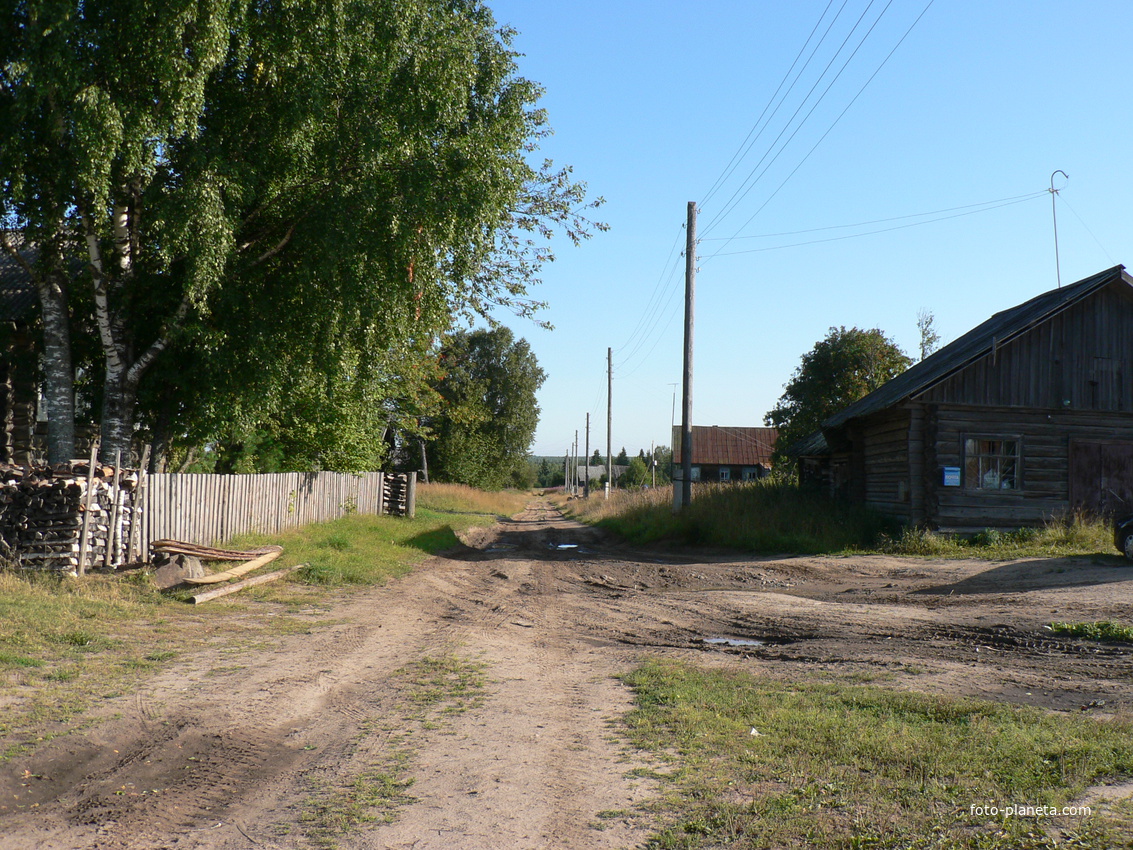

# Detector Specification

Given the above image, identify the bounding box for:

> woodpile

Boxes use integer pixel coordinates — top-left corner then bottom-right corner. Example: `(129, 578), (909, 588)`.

(0, 460), (141, 573)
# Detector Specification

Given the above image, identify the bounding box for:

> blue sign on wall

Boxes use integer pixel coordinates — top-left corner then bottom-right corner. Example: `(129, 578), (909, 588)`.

(942, 466), (961, 487)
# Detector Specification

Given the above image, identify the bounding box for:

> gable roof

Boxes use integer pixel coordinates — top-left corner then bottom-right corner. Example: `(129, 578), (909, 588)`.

(672, 425), (777, 466)
(824, 265), (1131, 429)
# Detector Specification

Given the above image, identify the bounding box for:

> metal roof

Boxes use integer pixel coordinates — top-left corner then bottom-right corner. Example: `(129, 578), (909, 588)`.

(824, 265), (1131, 430)
(672, 425), (777, 466)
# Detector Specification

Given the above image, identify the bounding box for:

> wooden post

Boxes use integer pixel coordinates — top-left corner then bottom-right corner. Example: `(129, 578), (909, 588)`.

(406, 471), (417, 518)
(606, 347), (612, 498)
(77, 440), (99, 576)
(127, 445), (151, 564)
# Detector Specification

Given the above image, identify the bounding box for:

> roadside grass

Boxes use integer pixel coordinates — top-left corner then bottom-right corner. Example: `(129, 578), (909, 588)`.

(300, 653), (487, 848)
(565, 482), (1115, 559)
(1048, 621), (1133, 643)
(621, 659), (1133, 849)
(0, 485), (514, 762)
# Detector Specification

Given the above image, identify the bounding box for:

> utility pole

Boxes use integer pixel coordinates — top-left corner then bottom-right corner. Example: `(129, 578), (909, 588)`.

(650, 440), (656, 488)
(606, 347), (613, 498)
(585, 413), (591, 498)
(680, 201), (696, 509)
(564, 452), (569, 494)
(573, 429), (579, 495)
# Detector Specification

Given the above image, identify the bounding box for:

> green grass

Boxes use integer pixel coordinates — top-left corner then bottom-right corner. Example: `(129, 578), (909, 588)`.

(1049, 621), (1133, 643)
(567, 482), (1114, 558)
(621, 659), (1133, 849)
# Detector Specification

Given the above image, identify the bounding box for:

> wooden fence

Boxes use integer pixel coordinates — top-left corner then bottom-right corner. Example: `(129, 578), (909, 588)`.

(136, 471), (415, 560)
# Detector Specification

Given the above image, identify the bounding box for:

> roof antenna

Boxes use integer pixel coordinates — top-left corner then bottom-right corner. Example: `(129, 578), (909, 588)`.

(1050, 170), (1068, 288)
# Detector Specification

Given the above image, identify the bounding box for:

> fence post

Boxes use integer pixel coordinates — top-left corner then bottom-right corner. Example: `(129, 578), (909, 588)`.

(406, 472), (416, 518)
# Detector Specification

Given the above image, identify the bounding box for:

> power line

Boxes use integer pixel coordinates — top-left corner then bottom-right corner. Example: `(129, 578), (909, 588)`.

(709, 190), (1040, 258)
(704, 0), (937, 258)
(701, 0), (894, 237)
(701, 0), (843, 207)
(700, 190), (1047, 242)
(614, 221), (686, 358)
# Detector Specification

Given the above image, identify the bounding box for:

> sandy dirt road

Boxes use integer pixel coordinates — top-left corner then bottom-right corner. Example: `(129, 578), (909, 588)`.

(2, 499), (1131, 849)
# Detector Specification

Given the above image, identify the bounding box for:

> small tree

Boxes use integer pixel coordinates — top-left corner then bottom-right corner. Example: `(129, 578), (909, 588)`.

(765, 326), (911, 461)
(917, 309), (941, 360)
(616, 447), (629, 465)
(624, 456), (649, 487)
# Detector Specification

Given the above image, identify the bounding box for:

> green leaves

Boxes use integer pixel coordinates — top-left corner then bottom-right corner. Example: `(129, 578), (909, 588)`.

(766, 326), (911, 459)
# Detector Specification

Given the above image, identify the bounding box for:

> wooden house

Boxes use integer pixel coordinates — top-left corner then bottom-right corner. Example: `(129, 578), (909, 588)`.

(672, 425), (777, 483)
(798, 265), (1133, 531)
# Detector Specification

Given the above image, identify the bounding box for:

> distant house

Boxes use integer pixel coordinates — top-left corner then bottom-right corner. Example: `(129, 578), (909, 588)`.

(0, 241), (39, 466)
(796, 265), (1133, 531)
(672, 425), (777, 483)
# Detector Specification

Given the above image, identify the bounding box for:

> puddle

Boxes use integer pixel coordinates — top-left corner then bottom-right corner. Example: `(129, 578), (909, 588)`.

(702, 636), (766, 648)
(551, 543), (578, 550)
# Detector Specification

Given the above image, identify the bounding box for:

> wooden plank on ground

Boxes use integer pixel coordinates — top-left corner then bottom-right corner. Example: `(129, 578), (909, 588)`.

(190, 563), (305, 604)
(183, 549), (283, 585)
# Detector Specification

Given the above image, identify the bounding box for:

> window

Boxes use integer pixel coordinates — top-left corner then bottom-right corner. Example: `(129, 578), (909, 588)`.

(742, 466), (759, 481)
(690, 466), (701, 481)
(964, 437), (1021, 490)
(719, 468), (731, 482)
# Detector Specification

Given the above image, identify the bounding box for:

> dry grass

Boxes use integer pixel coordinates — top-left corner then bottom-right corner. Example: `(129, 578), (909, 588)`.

(416, 483), (529, 518)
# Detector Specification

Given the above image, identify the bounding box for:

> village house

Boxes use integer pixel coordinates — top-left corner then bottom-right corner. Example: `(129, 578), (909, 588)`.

(672, 425), (777, 483)
(796, 265), (1133, 531)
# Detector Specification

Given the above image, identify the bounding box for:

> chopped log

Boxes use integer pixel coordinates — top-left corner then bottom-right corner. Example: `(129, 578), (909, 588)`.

(190, 564), (305, 604)
(153, 554), (206, 590)
(182, 549), (282, 585)
(77, 441), (99, 576)
(150, 540), (283, 561)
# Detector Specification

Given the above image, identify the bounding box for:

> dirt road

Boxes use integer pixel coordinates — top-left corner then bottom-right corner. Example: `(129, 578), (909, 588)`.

(2, 500), (1131, 849)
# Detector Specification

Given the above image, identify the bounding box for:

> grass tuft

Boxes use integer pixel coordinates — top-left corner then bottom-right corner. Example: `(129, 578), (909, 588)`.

(1049, 621), (1133, 643)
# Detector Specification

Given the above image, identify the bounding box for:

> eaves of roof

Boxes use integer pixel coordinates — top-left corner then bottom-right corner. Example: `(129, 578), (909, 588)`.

(823, 265), (1130, 430)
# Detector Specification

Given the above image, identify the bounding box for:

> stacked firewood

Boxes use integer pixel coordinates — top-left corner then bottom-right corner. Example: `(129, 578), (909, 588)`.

(383, 472), (409, 516)
(0, 462), (140, 573)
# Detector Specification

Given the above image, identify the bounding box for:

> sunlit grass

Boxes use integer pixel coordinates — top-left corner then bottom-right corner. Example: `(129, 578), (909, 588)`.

(566, 482), (1115, 559)
(622, 659), (1133, 849)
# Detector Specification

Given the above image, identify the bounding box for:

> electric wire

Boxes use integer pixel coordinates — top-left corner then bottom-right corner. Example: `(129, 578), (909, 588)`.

(1057, 195), (1116, 266)
(615, 247), (685, 371)
(699, 190), (1047, 242)
(701, 0), (842, 207)
(614, 221), (686, 358)
(701, 0), (893, 238)
(709, 190), (1039, 258)
(704, 0), (937, 259)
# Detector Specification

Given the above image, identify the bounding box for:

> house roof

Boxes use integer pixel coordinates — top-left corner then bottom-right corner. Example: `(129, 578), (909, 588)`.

(0, 235), (38, 323)
(824, 265), (1131, 430)
(672, 425), (777, 466)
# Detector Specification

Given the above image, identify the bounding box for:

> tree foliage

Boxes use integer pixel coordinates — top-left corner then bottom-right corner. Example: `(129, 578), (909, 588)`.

(0, 0), (602, 465)
(765, 326), (911, 459)
(426, 327), (545, 490)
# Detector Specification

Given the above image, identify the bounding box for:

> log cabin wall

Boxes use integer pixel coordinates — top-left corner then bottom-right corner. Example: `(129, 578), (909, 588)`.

(845, 277), (1133, 531)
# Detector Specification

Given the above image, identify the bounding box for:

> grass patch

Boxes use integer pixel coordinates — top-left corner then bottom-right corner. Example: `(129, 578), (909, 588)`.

(416, 482), (529, 518)
(301, 653), (488, 847)
(568, 481), (895, 554)
(621, 659), (1133, 849)
(1049, 621), (1133, 643)
(567, 482), (1114, 558)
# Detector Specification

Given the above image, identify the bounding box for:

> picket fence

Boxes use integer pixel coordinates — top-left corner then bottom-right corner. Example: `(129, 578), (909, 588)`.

(136, 471), (415, 559)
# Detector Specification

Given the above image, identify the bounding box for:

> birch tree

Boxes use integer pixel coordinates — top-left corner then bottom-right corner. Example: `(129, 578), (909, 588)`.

(1, 0), (602, 464)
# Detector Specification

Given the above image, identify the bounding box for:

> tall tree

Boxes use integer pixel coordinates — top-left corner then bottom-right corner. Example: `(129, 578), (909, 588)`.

(427, 327), (545, 489)
(765, 326), (911, 460)
(1, 0), (602, 464)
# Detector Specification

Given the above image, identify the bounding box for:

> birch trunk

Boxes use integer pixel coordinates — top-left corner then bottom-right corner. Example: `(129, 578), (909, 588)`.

(37, 273), (75, 464)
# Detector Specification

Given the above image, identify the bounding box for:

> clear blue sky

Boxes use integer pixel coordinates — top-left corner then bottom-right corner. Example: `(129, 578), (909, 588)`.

(483, 0), (1133, 459)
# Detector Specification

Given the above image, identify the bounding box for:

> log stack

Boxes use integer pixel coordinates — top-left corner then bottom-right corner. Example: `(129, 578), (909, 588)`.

(0, 461), (140, 573)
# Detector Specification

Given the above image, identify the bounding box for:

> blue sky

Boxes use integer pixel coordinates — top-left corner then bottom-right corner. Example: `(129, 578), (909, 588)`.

(484, 0), (1133, 458)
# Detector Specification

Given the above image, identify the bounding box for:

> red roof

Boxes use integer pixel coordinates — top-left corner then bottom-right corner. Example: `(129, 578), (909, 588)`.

(671, 426), (777, 466)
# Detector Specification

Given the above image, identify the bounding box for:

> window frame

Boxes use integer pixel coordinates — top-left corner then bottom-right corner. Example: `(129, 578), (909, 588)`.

(962, 434), (1023, 492)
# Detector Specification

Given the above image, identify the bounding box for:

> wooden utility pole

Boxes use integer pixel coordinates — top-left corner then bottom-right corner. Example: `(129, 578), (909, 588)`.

(564, 452), (569, 493)
(584, 413), (591, 498)
(607, 347), (613, 497)
(680, 201), (696, 509)
(573, 429), (579, 494)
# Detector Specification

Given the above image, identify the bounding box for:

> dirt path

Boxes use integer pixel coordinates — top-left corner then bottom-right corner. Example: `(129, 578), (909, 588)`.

(2, 500), (1132, 849)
